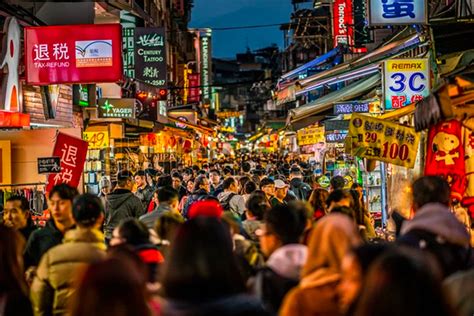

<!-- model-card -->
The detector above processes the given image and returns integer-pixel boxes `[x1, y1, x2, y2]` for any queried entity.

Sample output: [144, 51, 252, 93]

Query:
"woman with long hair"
[0, 226, 33, 316]
[308, 188, 329, 221]
[280, 214, 362, 316]
[160, 216, 269, 315]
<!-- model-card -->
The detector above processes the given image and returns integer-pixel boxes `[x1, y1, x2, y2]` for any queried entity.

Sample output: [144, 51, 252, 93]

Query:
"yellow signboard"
[83, 131, 109, 149]
[216, 111, 242, 119]
[297, 126, 325, 146]
[348, 114, 420, 168]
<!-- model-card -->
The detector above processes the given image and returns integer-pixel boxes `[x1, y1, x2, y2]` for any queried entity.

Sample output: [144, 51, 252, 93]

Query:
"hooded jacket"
[253, 244, 307, 314]
[279, 214, 361, 316]
[104, 189, 144, 240]
[218, 191, 246, 216]
[30, 228, 106, 316]
[399, 203, 471, 276]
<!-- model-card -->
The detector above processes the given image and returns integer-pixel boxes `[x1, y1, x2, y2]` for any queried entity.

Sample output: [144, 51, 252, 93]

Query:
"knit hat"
[188, 200, 223, 219]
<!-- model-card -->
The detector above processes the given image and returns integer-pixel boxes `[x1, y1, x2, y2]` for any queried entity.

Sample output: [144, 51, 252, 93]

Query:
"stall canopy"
[288, 74, 380, 125]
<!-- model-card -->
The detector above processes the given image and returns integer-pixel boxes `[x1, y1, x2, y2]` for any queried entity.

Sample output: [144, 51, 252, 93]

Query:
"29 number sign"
[83, 131, 109, 149]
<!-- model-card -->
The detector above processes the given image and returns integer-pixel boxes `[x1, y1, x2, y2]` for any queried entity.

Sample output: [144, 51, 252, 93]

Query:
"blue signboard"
[369, 0, 427, 25]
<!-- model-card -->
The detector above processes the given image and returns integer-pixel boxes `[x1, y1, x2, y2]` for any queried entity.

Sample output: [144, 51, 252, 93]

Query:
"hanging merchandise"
[462, 121, 474, 218]
[425, 120, 466, 201]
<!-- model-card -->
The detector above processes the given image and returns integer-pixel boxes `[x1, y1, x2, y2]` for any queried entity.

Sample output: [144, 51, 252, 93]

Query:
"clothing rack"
[0, 182, 46, 187]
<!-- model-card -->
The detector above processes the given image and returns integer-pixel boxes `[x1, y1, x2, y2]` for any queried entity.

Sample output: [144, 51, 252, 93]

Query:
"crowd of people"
[1, 155, 473, 316]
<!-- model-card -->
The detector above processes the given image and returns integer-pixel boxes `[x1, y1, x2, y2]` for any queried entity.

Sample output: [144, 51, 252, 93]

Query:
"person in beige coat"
[279, 213, 362, 316]
[30, 194, 107, 316]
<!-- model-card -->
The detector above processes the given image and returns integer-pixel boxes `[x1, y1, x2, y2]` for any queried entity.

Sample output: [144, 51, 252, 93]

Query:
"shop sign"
[354, 0, 371, 47]
[333, 0, 354, 48]
[134, 28, 167, 88]
[216, 111, 241, 119]
[348, 113, 420, 168]
[326, 130, 348, 143]
[297, 127, 325, 146]
[24, 24, 122, 85]
[73, 84, 96, 107]
[276, 85, 296, 106]
[200, 31, 212, 101]
[318, 175, 330, 188]
[369, 0, 427, 26]
[0, 17, 20, 112]
[83, 131, 109, 149]
[0, 111, 30, 127]
[334, 101, 370, 115]
[46, 133, 88, 192]
[384, 58, 430, 110]
[98, 98, 135, 119]
[37, 157, 61, 174]
[187, 73, 200, 103]
[122, 27, 135, 78]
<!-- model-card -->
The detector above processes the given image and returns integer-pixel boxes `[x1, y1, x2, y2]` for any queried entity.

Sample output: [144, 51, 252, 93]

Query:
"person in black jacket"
[24, 184, 78, 269]
[252, 202, 308, 314]
[134, 170, 154, 211]
[2, 195, 37, 241]
[182, 175, 211, 218]
[289, 167, 312, 201]
[104, 170, 144, 243]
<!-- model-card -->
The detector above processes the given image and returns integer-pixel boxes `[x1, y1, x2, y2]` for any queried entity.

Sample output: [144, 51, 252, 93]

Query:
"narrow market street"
[0, 0, 473, 316]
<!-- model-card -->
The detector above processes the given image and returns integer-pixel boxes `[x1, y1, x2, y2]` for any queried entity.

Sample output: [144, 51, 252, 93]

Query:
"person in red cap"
[187, 200, 224, 219]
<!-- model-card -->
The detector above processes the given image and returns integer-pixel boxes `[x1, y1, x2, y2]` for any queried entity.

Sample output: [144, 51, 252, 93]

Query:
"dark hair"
[198, 170, 206, 176]
[351, 183, 363, 190]
[194, 175, 208, 192]
[260, 177, 275, 188]
[192, 165, 200, 172]
[183, 168, 193, 176]
[238, 176, 251, 194]
[349, 189, 365, 226]
[5, 195, 29, 212]
[72, 194, 103, 227]
[134, 170, 146, 177]
[171, 172, 182, 181]
[154, 212, 184, 241]
[327, 189, 353, 208]
[118, 219, 150, 246]
[354, 248, 454, 316]
[157, 174, 173, 188]
[209, 169, 220, 176]
[222, 177, 236, 190]
[0, 226, 27, 296]
[244, 181, 257, 195]
[71, 247, 150, 316]
[242, 162, 251, 173]
[331, 206, 356, 221]
[351, 244, 390, 275]
[161, 217, 245, 301]
[223, 166, 233, 175]
[49, 183, 79, 202]
[116, 170, 133, 187]
[290, 167, 302, 176]
[157, 186, 179, 203]
[264, 201, 307, 245]
[412, 176, 450, 208]
[308, 188, 329, 214]
[246, 190, 270, 220]
[330, 176, 345, 190]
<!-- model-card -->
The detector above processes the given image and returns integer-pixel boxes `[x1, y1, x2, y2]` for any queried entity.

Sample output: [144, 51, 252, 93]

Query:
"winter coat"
[135, 185, 155, 211]
[139, 203, 174, 229]
[218, 192, 246, 216]
[104, 189, 144, 240]
[253, 244, 307, 314]
[30, 228, 106, 316]
[183, 189, 209, 219]
[20, 218, 37, 242]
[210, 184, 223, 197]
[161, 294, 270, 316]
[24, 219, 68, 269]
[290, 178, 312, 201]
[398, 203, 471, 277]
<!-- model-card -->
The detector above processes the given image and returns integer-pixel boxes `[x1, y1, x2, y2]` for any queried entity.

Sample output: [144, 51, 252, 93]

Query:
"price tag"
[348, 114, 420, 168]
[83, 131, 109, 149]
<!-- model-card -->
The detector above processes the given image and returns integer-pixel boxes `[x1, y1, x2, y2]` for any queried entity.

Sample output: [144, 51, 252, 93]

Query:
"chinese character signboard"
[334, 101, 370, 115]
[24, 24, 122, 85]
[325, 130, 348, 143]
[123, 28, 135, 78]
[369, 0, 427, 25]
[199, 30, 212, 101]
[348, 113, 420, 168]
[46, 133, 88, 192]
[37, 157, 61, 174]
[187, 73, 201, 103]
[384, 58, 430, 110]
[134, 28, 167, 88]
[83, 131, 109, 149]
[333, 0, 354, 48]
[98, 98, 135, 119]
[297, 127, 325, 146]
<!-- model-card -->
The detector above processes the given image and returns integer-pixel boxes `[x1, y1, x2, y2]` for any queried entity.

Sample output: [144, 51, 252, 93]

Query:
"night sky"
[190, 0, 292, 58]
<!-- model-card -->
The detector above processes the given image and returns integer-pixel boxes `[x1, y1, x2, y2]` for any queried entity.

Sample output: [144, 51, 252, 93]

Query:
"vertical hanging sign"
[333, 0, 354, 48]
[199, 30, 212, 102]
[134, 27, 167, 88]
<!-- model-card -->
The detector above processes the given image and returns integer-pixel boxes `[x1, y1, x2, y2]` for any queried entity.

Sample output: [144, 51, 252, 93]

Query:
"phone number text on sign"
[348, 114, 420, 168]
[384, 58, 430, 110]
[83, 131, 109, 149]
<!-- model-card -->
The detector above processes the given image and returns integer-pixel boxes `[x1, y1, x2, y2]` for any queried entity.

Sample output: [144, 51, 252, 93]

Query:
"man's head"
[222, 177, 238, 193]
[171, 172, 183, 190]
[145, 168, 158, 186]
[99, 176, 112, 195]
[117, 170, 134, 191]
[72, 194, 104, 229]
[223, 166, 233, 177]
[289, 167, 303, 180]
[3, 196, 29, 230]
[157, 186, 179, 212]
[327, 189, 353, 212]
[330, 176, 346, 191]
[48, 184, 78, 225]
[242, 162, 251, 173]
[194, 175, 211, 193]
[183, 168, 193, 182]
[412, 176, 450, 211]
[134, 170, 146, 188]
[111, 218, 150, 247]
[209, 169, 221, 186]
[258, 202, 307, 257]
[260, 178, 275, 198]
[274, 179, 289, 200]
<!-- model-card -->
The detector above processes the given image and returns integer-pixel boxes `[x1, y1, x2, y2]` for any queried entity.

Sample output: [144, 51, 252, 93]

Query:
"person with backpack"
[218, 177, 246, 217]
[289, 167, 312, 201]
[182, 175, 211, 219]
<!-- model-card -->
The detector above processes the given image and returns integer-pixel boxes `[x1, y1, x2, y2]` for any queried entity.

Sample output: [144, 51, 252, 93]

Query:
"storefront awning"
[167, 116, 215, 135]
[288, 74, 380, 124]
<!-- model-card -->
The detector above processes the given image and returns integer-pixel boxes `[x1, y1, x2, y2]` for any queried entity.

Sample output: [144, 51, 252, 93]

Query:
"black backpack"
[221, 193, 236, 212]
[292, 182, 311, 201]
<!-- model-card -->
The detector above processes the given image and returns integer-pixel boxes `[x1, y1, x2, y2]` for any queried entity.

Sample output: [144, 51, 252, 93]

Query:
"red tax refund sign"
[24, 24, 123, 85]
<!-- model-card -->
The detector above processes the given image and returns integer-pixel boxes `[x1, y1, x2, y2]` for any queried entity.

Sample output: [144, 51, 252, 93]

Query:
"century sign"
[134, 28, 167, 88]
